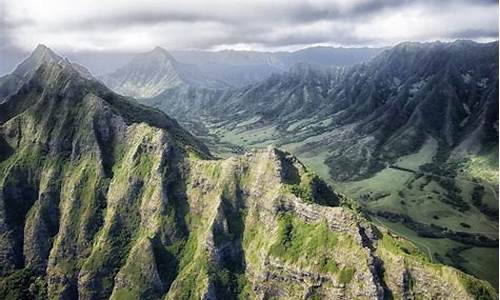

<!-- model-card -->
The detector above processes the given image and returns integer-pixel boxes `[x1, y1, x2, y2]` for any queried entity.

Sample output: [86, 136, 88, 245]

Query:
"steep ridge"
[99, 47, 228, 98]
[0, 46, 496, 299]
[0, 44, 93, 103]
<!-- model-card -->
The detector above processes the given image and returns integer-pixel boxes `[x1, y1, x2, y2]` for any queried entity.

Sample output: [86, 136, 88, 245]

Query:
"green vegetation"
[460, 247, 499, 289]
[285, 169, 339, 207]
[458, 273, 498, 300]
[461, 145, 499, 187]
[113, 288, 136, 300]
[0, 269, 47, 300]
[379, 230, 426, 259]
[287, 173, 316, 203]
[219, 125, 279, 148]
[242, 216, 268, 267]
[269, 213, 340, 274]
[338, 267, 356, 284]
[208, 264, 250, 300]
[337, 141, 499, 287]
[200, 161, 222, 179]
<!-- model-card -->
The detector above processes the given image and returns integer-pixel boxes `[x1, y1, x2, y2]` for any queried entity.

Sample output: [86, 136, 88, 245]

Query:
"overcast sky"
[1, 0, 498, 53]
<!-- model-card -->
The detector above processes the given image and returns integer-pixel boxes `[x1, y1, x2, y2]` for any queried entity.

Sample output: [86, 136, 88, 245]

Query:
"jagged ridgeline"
[0, 46, 496, 299]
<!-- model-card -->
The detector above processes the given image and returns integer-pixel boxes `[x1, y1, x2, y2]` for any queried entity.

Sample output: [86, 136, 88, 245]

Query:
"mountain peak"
[13, 44, 63, 78]
[33, 43, 50, 52]
[152, 46, 167, 52]
[11, 44, 94, 81]
[102, 46, 229, 98]
[31, 44, 61, 61]
[147, 46, 175, 60]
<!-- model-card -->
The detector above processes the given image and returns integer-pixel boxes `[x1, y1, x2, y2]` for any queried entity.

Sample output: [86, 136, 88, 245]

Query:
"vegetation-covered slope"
[0, 46, 496, 299]
[138, 40, 499, 286]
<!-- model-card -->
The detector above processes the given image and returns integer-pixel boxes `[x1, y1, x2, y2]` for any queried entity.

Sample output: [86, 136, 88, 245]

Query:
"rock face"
[0, 46, 496, 299]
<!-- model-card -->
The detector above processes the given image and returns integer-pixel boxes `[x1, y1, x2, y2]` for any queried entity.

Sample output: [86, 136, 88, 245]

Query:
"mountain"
[171, 46, 382, 69]
[0, 45, 495, 299]
[169, 49, 286, 87]
[144, 40, 499, 180]
[101, 46, 383, 95]
[140, 40, 499, 286]
[0, 44, 93, 103]
[99, 47, 228, 98]
[282, 46, 385, 66]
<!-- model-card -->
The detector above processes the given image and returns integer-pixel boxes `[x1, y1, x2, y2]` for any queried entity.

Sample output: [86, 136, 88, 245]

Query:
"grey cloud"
[449, 29, 500, 39]
[0, 0, 498, 53]
[52, 0, 411, 29]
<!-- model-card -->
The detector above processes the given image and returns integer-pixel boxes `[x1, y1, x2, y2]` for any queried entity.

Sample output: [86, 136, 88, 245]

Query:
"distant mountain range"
[0, 46, 384, 79]
[96, 45, 382, 98]
[168, 46, 383, 88]
[1, 45, 494, 299]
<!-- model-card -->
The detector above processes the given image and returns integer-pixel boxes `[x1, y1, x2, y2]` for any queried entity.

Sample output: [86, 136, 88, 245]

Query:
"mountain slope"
[100, 47, 228, 98]
[0, 46, 496, 299]
[0, 44, 93, 103]
[140, 40, 499, 286]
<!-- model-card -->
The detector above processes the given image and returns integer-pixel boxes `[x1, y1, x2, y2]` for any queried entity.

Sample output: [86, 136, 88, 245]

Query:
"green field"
[373, 217, 499, 288]
[335, 139, 499, 287]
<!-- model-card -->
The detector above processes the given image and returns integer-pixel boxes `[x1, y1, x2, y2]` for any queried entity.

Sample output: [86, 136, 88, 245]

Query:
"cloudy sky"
[0, 0, 498, 74]
[1, 0, 498, 53]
